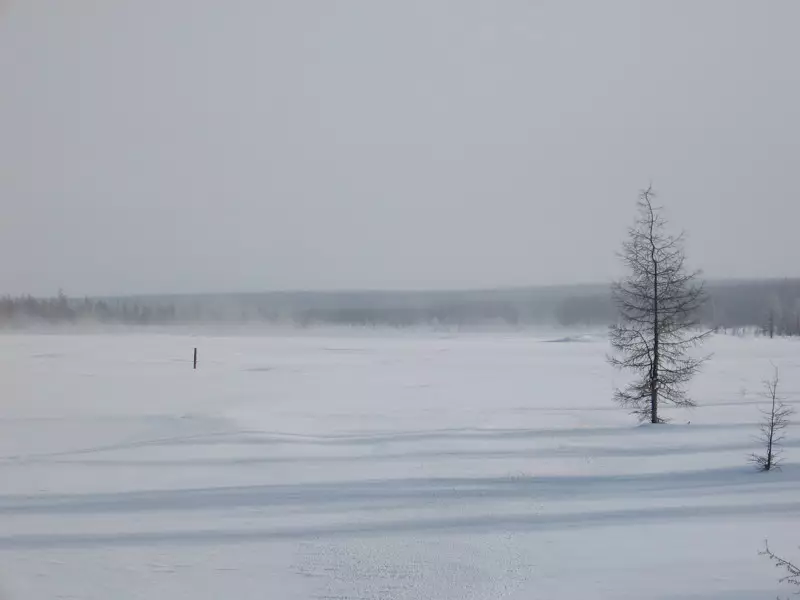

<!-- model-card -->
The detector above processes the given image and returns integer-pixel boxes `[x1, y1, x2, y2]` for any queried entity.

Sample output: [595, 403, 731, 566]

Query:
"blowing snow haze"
[1, 1, 798, 297]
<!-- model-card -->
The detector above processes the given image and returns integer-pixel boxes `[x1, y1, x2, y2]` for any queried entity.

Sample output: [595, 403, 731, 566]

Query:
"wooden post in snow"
[193, 347, 197, 370]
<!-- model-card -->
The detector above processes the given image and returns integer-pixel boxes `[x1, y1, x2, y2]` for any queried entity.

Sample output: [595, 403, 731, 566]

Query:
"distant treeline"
[1, 279, 799, 332]
[0, 292, 176, 326]
[555, 279, 800, 335]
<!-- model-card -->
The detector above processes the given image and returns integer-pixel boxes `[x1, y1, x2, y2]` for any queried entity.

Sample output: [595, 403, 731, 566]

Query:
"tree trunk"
[766, 393, 776, 470]
[650, 217, 659, 424]
[651, 326, 659, 423]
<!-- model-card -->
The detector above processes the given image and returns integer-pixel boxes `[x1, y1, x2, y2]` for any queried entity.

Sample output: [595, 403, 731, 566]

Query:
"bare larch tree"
[609, 186, 709, 423]
[751, 367, 793, 471]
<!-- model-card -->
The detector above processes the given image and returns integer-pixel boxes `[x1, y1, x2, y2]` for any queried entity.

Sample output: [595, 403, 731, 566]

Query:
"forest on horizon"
[1, 278, 799, 334]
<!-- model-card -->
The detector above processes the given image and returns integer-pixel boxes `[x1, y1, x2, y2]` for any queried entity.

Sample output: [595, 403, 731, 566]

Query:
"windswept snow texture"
[0, 331, 798, 599]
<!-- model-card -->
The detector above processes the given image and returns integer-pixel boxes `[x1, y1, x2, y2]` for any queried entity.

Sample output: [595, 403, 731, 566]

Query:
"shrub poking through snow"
[760, 541, 800, 596]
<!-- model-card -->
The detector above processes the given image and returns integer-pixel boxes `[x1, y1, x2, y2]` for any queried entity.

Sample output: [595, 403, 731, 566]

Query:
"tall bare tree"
[751, 367, 793, 471]
[609, 186, 710, 423]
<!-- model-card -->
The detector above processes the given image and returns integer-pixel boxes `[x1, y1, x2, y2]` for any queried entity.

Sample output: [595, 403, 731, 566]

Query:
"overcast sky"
[1, 1, 798, 296]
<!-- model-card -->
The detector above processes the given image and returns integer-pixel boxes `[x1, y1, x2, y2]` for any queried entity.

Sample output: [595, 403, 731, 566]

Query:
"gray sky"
[1, 1, 798, 296]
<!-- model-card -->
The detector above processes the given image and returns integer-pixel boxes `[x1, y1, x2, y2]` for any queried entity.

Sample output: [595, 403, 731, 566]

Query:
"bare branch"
[760, 541, 800, 590]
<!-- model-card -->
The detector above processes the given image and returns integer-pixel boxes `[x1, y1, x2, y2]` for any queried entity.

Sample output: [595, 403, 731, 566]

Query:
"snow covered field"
[0, 329, 798, 599]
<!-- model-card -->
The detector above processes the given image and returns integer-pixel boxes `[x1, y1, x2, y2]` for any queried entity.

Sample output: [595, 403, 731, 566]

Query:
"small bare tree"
[760, 541, 800, 595]
[609, 186, 710, 423]
[751, 367, 793, 471]
[767, 307, 776, 339]
[764, 296, 781, 339]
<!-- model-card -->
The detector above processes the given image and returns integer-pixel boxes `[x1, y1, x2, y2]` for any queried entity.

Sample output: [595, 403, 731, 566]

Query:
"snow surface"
[0, 330, 798, 599]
